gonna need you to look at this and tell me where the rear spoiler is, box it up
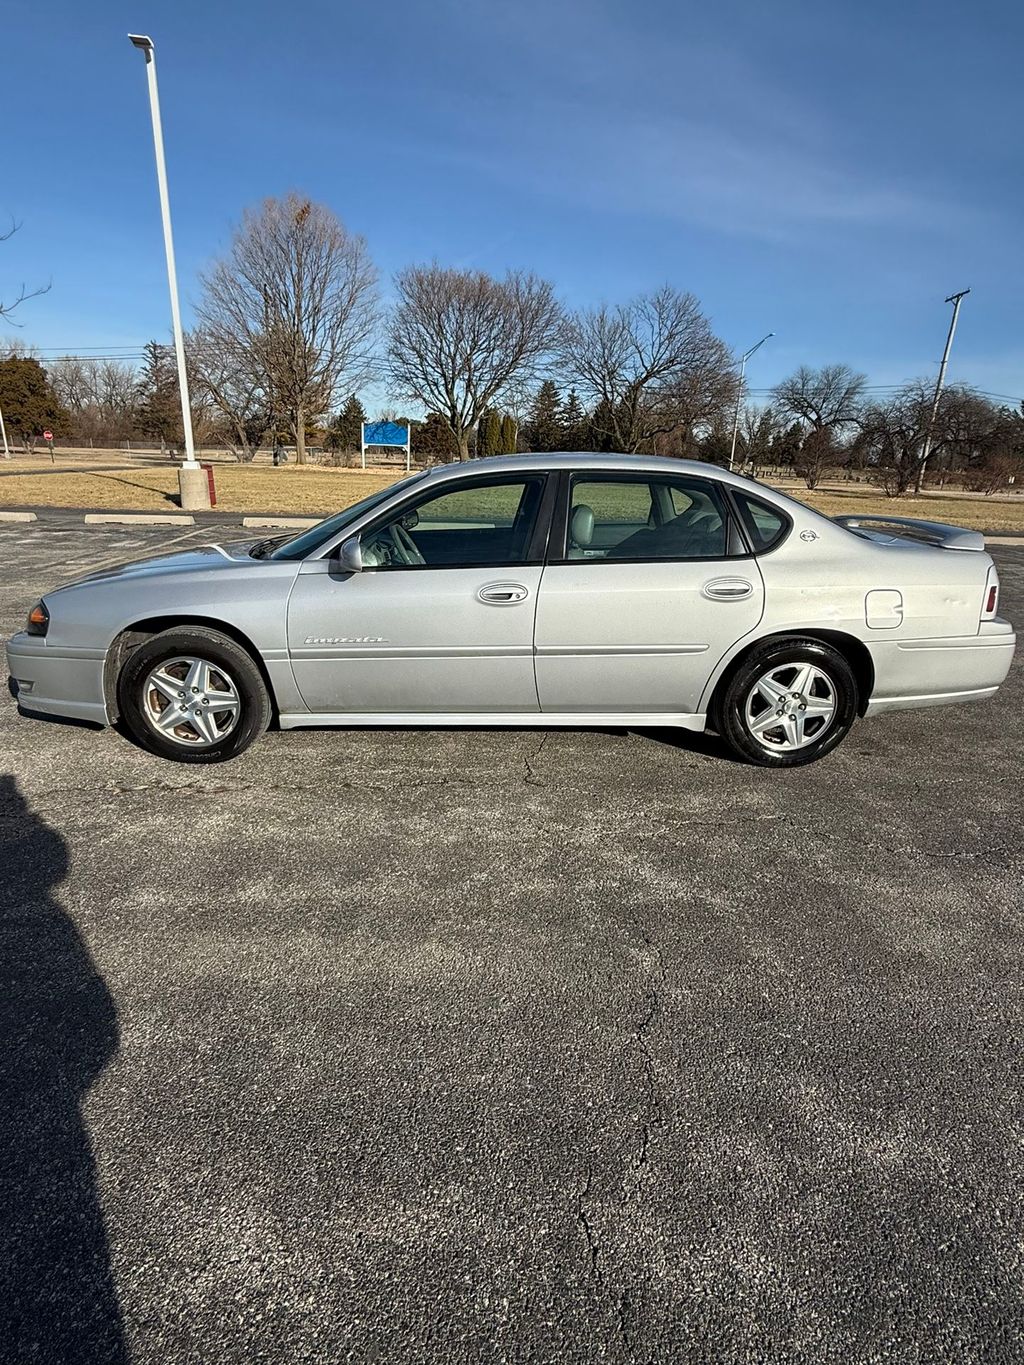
[834,515,985,552]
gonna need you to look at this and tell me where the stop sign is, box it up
[43,429,53,441]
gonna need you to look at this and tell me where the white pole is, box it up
[360,422,366,470]
[129,36,197,468]
[0,401,9,459]
[727,332,774,473]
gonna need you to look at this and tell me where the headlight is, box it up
[26,600,49,637]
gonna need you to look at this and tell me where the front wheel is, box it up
[118,627,271,763]
[716,638,858,767]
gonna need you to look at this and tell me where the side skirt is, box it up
[278,710,708,732]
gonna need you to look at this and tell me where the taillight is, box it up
[981,566,999,621]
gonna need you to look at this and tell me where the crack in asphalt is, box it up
[576,1171,632,1362]
[523,734,549,787]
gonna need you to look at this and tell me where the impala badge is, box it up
[305,635,389,644]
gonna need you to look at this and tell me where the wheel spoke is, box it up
[803,696,835,718]
[750,708,784,735]
[756,676,787,707]
[154,702,190,734]
[190,705,221,744]
[790,663,813,697]
[149,669,184,705]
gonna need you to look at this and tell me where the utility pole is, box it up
[729,333,774,472]
[915,289,969,494]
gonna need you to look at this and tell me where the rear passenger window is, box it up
[733,492,789,553]
[567,475,729,561]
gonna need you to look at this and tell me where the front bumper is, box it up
[6,632,109,726]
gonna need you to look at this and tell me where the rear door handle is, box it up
[478,582,530,605]
[703,577,754,602]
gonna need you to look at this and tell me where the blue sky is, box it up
[2,0,1022,406]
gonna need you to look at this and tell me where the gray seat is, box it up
[568,504,595,559]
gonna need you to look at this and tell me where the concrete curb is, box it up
[242,516,319,529]
[0,510,38,522]
[83,513,195,526]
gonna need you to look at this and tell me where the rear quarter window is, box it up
[733,491,790,553]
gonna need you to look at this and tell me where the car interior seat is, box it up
[568,504,595,559]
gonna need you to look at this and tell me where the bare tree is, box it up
[1,219,50,323]
[387,265,561,461]
[186,330,271,462]
[559,286,735,453]
[772,363,867,488]
[195,195,378,464]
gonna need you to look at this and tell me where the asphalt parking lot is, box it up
[2,522,1022,1364]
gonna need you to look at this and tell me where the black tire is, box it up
[117,626,271,764]
[716,637,858,768]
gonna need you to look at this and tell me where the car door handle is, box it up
[478,582,530,605]
[702,577,754,601]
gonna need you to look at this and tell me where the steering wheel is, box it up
[388,522,426,566]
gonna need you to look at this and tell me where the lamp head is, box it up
[128,34,154,60]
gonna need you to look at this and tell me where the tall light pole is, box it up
[128,35,207,505]
[728,333,773,472]
[0,401,9,459]
[915,289,970,494]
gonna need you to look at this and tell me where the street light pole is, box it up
[728,333,773,472]
[128,34,198,472]
[915,289,969,495]
[0,401,9,459]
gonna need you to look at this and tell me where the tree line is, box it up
[2,192,1022,493]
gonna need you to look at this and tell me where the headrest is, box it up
[570,503,595,548]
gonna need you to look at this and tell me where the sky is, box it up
[2,0,1022,408]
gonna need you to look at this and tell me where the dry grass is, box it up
[786,484,1024,533]
[0,465,403,515]
[1,458,1023,531]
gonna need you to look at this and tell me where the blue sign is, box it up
[362,421,409,448]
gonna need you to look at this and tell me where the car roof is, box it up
[423,451,754,487]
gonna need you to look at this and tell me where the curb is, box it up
[82,513,195,527]
[242,516,319,529]
[0,510,38,522]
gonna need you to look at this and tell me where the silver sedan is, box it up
[6,453,1016,766]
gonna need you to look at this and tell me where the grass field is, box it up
[1,459,1023,531]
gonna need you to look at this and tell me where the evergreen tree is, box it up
[325,394,366,451]
[525,380,562,451]
[586,397,619,452]
[136,340,182,449]
[0,357,65,450]
[413,410,458,461]
[478,407,502,457]
[560,388,586,450]
[499,412,517,454]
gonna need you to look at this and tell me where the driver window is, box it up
[362,476,545,569]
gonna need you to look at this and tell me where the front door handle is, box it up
[703,577,754,602]
[478,582,530,605]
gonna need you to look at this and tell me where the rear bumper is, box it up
[6,633,109,726]
[866,620,1016,715]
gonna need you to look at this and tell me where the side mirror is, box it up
[338,536,363,573]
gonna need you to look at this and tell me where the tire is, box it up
[716,637,858,768]
[117,626,271,764]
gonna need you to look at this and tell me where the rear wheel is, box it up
[716,637,858,767]
[118,627,270,763]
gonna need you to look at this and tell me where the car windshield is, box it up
[266,471,430,560]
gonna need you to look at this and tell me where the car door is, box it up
[534,471,765,714]
[287,473,551,714]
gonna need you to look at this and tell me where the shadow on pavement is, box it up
[0,775,127,1364]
